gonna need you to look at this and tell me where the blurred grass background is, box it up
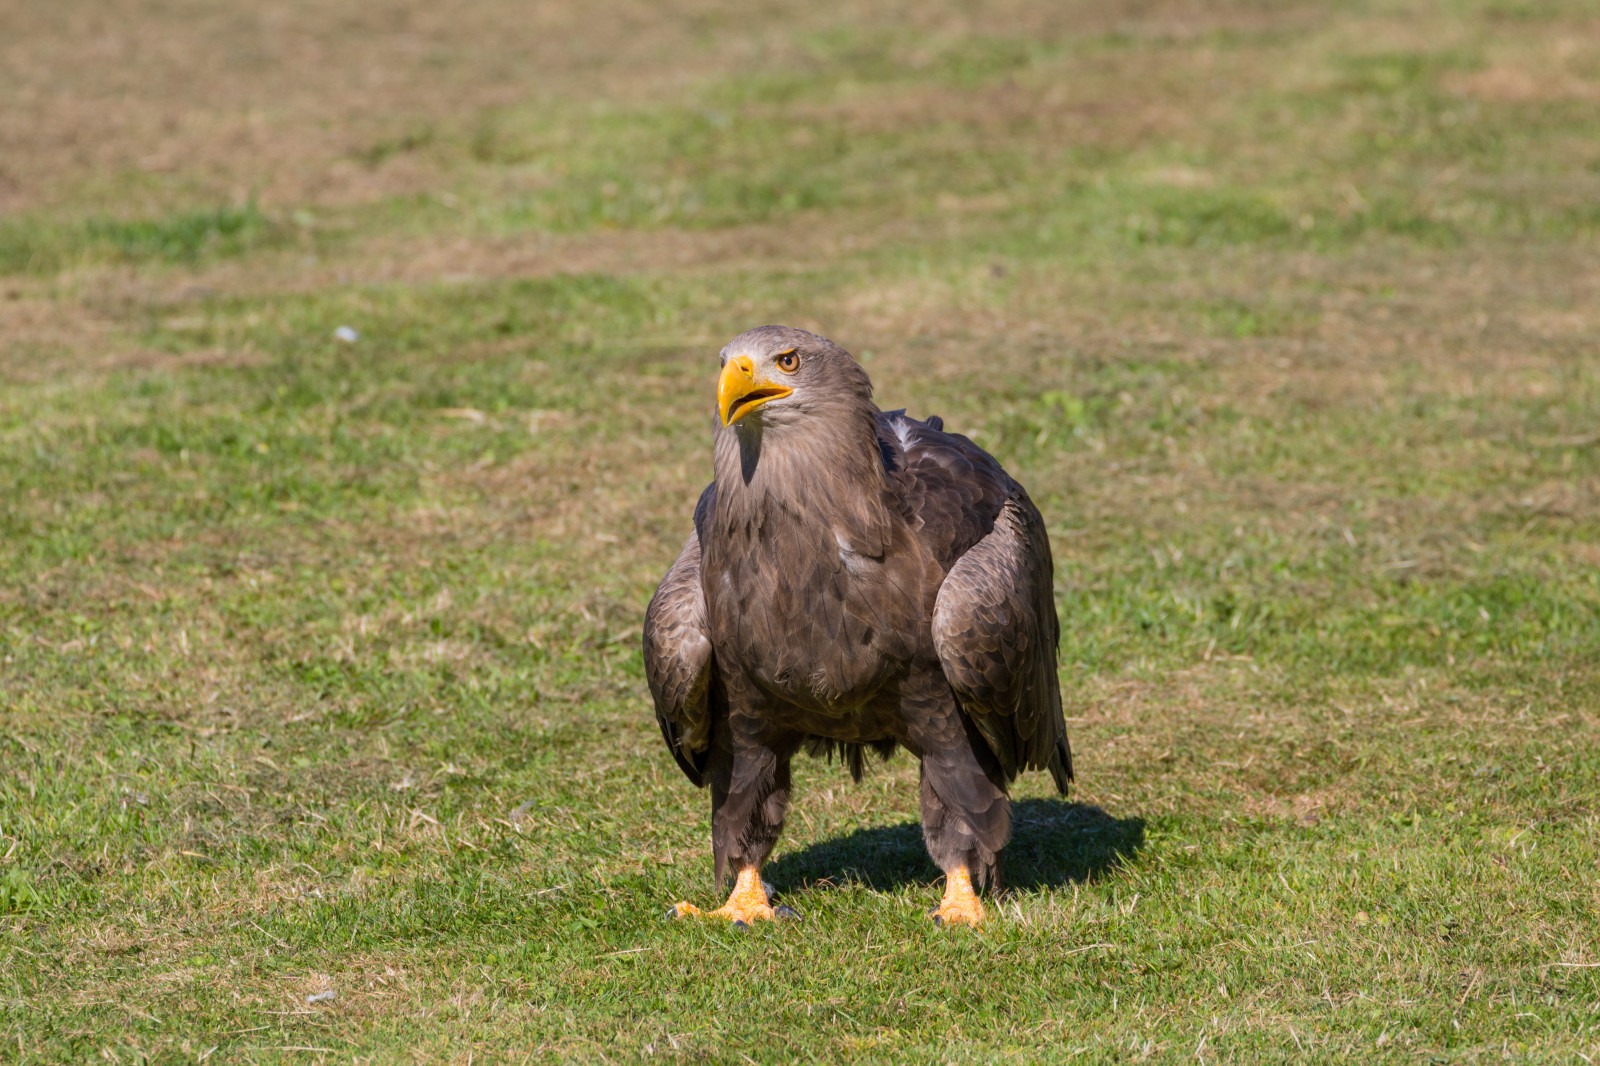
[1,0,1598,1061]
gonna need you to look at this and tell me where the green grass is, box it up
[3,0,1600,1061]
[0,204,282,274]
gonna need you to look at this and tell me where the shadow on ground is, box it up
[765,799,1144,895]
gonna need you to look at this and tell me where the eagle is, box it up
[643,326,1072,927]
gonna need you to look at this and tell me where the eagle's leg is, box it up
[669,731,795,925]
[917,720,1010,928]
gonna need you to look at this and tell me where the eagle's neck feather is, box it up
[712,407,890,545]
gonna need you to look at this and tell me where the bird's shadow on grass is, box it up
[765,799,1144,895]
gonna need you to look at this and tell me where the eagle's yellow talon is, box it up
[932,868,985,928]
[671,868,775,924]
[709,867,776,923]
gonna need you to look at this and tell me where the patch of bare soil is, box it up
[0,0,1327,215]
[1449,65,1600,104]
[196,210,912,293]
[1444,27,1600,104]
[776,44,1248,152]
[0,288,272,384]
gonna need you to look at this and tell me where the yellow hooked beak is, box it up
[718,355,794,426]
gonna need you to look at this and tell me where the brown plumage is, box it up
[643,325,1072,926]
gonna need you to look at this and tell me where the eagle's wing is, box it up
[642,488,717,787]
[931,492,1072,790]
[882,412,1072,791]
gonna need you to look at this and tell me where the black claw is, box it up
[762,880,776,902]
[932,915,944,928]
[927,906,940,917]
[732,919,750,930]
[773,904,800,921]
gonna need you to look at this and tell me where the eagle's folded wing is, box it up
[930,494,1073,790]
[643,528,715,787]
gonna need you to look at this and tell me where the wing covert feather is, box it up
[642,526,715,787]
[931,494,1073,789]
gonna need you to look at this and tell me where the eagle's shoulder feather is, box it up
[875,410,1011,571]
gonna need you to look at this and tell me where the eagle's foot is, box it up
[931,868,985,928]
[669,868,785,926]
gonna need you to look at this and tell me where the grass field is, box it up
[3,0,1600,1061]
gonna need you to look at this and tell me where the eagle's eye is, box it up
[775,349,800,373]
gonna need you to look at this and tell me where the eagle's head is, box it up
[715,325,873,431]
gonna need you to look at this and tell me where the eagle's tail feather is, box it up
[1049,733,1074,794]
